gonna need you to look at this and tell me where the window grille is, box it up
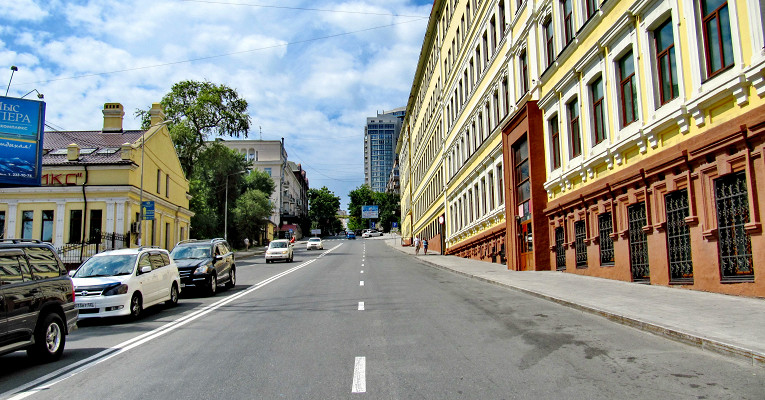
[555,227,566,270]
[628,202,650,282]
[715,172,754,281]
[665,190,693,283]
[598,212,614,265]
[575,220,587,268]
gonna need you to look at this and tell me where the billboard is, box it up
[0,96,46,187]
[361,205,379,219]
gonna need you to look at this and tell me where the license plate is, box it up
[76,302,95,309]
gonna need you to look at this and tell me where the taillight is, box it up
[71,280,75,302]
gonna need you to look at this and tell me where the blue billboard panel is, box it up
[361,205,379,219]
[0,96,45,187]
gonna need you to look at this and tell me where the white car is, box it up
[362,230,383,238]
[71,248,181,320]
[265,239,294,263]
[306,237,324,250]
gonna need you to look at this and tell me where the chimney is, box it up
[67,143,80,161]
[102,103,124,132]
[149,103,165,127]
[120,142,133,161]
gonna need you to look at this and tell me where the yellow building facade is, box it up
[403,0,765,296]
[0,103,193,265]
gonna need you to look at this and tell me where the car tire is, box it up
[27,312,65,362]
[207,274,217,296]
[130,293,143,320]
[266,259,270,264]
[166,284,179,306]
[225,268,236,289]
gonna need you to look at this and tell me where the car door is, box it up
[135,253,158,305]
[215,243,232,282]
[146,253,167,304]
[0,249,38,344]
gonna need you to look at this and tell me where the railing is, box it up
[57,232,130,267]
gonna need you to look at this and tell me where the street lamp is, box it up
[224,170,248,240]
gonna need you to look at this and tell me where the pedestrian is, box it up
[244,237,250,251]
[423,238,429,255]
[414,236,420,255]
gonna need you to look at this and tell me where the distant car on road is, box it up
[346,232,356,240]
[362,230,383,238]
[170,238,236,296]
[71,248,181,320]
[306,237,324,250]
[265,239,294,263]
[0,239,78,362]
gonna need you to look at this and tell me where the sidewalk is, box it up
[382,235,765,368]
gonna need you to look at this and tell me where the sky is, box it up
[0,0,432,209]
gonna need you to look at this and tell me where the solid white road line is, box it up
[360,281,364,286]
[3,244,347,400]
[358,302,365,311]
[352,357,366,393]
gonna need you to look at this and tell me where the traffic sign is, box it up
[142,201,155,220]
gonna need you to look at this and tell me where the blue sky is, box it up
[0,0,432,209]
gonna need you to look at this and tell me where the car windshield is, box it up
[171,245,210,259]
[309,238,321,242]
[74,254,137,278]
[270,242,288,249]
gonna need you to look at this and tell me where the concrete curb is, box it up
[393,246,765,368]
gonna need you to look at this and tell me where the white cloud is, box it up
[0,0,49,22]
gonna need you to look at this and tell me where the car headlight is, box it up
[103,283,128,296]
[194,265,211,274]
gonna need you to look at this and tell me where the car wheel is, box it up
[166,284,179,306]
[266,259,270,264]
[27,313,65,362]
[130,293,143,319]
[225,268,236,289]
[207,274,217,296]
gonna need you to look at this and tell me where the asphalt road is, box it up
[1,236,762,399]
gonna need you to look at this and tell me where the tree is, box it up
[231,189,273,246]
[347,185,400,231]
[308,187,341,236]
[137,80,251,175]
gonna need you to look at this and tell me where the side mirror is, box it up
[141,266,152,274]
[68,270,76,277]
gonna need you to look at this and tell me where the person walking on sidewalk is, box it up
[414,236,421,255]
[423,238,429,255]
[244,237,250,251]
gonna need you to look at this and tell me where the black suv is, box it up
[170,238,235,296]
[0,239,78,361]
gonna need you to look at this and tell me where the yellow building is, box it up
[403,0,765,296]
[0,102,193,265]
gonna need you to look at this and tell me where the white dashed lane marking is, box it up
[352,357,366,393]
[360,281,364,286]
[358,302,365,311]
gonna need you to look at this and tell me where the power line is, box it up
[17,17,427,86]
[180,0,429,18]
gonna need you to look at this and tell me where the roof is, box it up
[41,130,145,166]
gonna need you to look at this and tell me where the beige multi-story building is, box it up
[401,0,765,297]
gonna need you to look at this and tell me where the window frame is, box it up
[700,0,735,78]
[549,115,561,170]
[618,50,638,127]
[568,98,582,158]
[654,18,679,105]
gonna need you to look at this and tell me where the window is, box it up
[488,171,495,210]
[550,116,561,169]
[499,1,506,40]
[41,210,53,242]
[555,227,566,270]
[520,50,529,95]
[575,221,587,268]
[598,212,614,265]
[562,0,574,45]
[544,19,555,68]
[514,139,530,222]
[166,174,170,198]
[483,32,489,64]
[0,211,5,239]
[22,210,33,239]
[89,209,102,244]
[628,202,650,282]
[666,190,693,283]
[701,0,734,77]
[568,99,581,158]
[591,77,606,145]
[715,172,753,280]
[618,51,638,127]
[264,168,272,177]
[586,0,598,20]
[655,19,678,104]
[157,169,161,193]
[0,254,27,284]
[496,164,504,204]
[26,247,63,279]
[490,17,497,54]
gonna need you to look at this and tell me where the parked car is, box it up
[306,237,324,250]
[71,248,181,320]
[0,239,78,361]
[170,238,236,296]
[265,239,293,263]
[346,231,356,240]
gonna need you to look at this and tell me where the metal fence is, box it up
[57,232,130,267]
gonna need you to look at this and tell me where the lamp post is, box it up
[224,170,248,240]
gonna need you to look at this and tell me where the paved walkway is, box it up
[374,235,765,368]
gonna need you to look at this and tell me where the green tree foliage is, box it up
[347,185,400,232]
[231,189,273,245]
[308,187,341,236]
[137,80,250,176]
